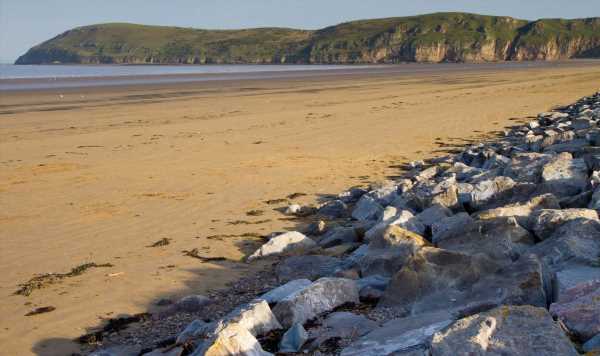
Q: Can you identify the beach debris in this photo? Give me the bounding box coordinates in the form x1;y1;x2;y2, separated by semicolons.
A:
25;306;56;316
147;238;172;247
246;209;264;216
15;262;114;296
182;248;228;262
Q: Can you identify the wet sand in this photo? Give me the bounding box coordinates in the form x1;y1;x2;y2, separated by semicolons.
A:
1;61;600;355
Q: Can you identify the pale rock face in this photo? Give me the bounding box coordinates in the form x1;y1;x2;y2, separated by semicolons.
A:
273;277;359;328
541;152;589;196
528;208;599;240
530;218;600;272
275;255;341;283
257;279;312;304
503;152;555;183
201;324;273;356
430;305;578;356
248;231;316;260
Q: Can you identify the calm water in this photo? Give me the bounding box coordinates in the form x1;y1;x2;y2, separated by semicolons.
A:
0;64;363;80
1;60;598;91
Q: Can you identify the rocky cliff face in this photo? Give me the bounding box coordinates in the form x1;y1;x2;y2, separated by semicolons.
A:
15;13;600;65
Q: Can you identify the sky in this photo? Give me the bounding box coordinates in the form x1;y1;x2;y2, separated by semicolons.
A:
1;0;600;63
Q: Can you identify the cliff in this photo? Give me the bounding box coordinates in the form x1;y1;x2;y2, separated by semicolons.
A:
15;13;600;65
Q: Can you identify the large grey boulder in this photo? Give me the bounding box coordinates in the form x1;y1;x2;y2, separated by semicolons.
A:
530;214;600;272
360;226;430;277
437;217;535;262
352;195;384;221
369;182;400;205
467;176;521;211
276;255;341;283
364;210;426;241
216;299;282;337
318;227;359;248
272;278;359;328
415;204;452;229
591;186;600;210
503;152;555;183
341;311;454;356
550;279;600;342
198;324;273;356
193;300;280;356
431;213;474;245
430;305;578;356
528;208;599;240
474;193;560;227
248;231;316;261
309;312;378;351
541;152;589;196
380;248;548;315
258;279;312;304
318;199;348;219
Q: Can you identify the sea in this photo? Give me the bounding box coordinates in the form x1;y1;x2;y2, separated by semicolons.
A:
1;60;598;91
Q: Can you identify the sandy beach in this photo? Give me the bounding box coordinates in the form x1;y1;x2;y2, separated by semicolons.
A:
2;61;600;355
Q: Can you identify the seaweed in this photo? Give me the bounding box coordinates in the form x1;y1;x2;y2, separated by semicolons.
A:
147;238;171;247
25;306;56;316
77;313;151;344
182;248;228;262
15;262;114;296
246;209;264;216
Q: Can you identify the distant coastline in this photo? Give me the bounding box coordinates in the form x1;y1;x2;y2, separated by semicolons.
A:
15;12;600;66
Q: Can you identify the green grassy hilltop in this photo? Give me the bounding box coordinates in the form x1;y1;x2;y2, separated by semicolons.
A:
15;12;600;64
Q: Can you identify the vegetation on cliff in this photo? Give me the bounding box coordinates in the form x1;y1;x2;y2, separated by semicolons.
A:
15;12;600;64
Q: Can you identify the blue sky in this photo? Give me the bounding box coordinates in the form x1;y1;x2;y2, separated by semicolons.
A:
1;0;599;63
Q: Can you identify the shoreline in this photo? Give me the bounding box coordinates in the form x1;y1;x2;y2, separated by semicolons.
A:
2;61;600;355
2;60;600;92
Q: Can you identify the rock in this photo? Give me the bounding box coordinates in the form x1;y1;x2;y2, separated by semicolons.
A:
544;138;589;154
198;324;273;356
364;210;426;241
550;280;600;341
360;226;429;277
415;204;452;229
541;152;589;196
174;295;211;313
531;218;600;272
273;277;359;328
431;212;474;245
276;255;340;283
340;244;369;270
90;346;142;356
318;227;359;248
414;166;439;182
258;279;312;304
323;243;361;257
474;193;560;227
554;266;600;302
341;311;454;356
430;305;578;356
359;286;385;302
591;186;600;210
176;319;212;345
143;347;183;356
369;182;399;205
467;176;528;211
310;312;378;350
444;162;483;181
352;195;384;221
216;299;282;337
339;187;367;203
559;190;593;209
285;204;302;215
503;152;554;183
583;333;600;353
357;274;390;291
305;219;327;236
279;323;308;353
429;178;460;210
437;217;535;262
248;231;316;261
528;208;599;240
318;199;348;218
380;248;548;315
